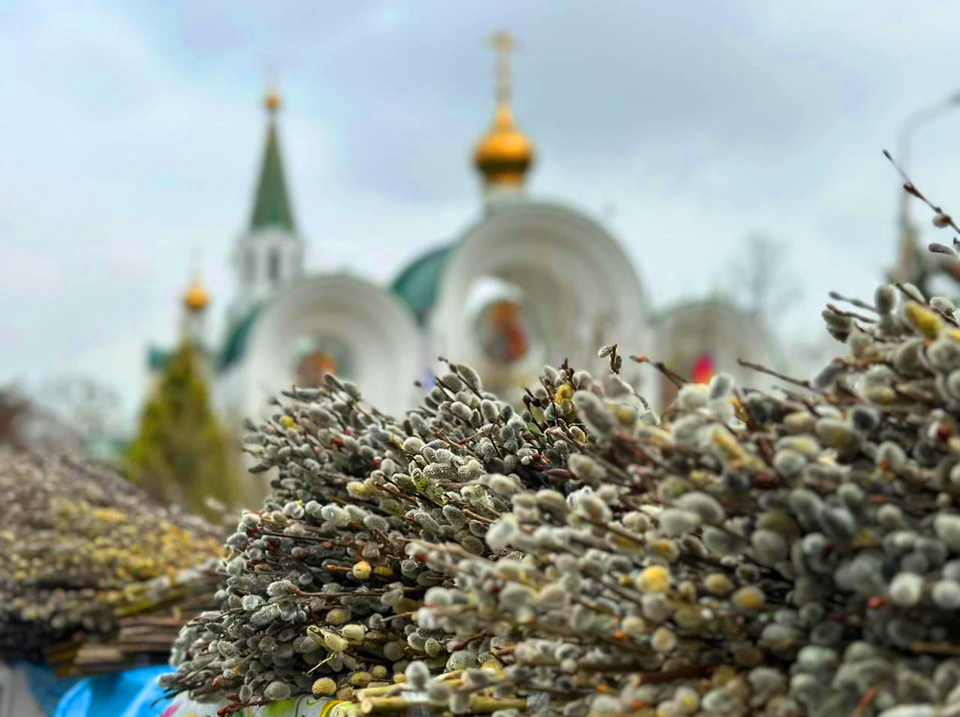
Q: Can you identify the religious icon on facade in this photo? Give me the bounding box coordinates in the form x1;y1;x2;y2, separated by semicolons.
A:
292;335;352;387
689;352;716;384
475;298;533;365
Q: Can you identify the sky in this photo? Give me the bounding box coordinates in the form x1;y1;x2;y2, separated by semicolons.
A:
3;0;960;421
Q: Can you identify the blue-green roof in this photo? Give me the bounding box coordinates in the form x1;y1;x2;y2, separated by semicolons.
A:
147;346;172;371
390;245;451;324
219;305;262;371
148;343;215;372
250;119;296;233
86;435;130;460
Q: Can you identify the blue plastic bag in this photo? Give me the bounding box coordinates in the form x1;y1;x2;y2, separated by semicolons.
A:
53;665;174;717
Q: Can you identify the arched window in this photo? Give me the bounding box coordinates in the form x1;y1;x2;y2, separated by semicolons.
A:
268;248;281;284
293;335;353;387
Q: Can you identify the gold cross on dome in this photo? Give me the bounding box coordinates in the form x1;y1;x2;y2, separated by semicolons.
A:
490;30;518;104
190;245;203;274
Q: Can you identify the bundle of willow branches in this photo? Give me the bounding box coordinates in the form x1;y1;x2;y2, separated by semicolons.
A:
161;189;960;717
0;452;224;671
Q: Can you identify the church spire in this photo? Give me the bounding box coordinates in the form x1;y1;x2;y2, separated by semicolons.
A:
250;88;296;233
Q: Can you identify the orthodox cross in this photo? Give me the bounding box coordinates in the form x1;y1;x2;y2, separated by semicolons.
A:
490;30;517;105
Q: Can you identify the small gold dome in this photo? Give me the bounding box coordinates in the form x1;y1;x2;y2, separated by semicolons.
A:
265;88;282;114
473;103;535;187
183;278;210;312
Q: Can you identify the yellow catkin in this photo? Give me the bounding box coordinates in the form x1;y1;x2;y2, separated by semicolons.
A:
905;302;943;339
711;665;738;687
732;585;766;611
349;671;372;687
704;573;734;596
649;539;680;563
326;608;351;626
312;677;337;696
711;428;747;463
636;565;671;593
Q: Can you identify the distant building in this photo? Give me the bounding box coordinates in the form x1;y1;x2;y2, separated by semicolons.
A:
147;31;784;428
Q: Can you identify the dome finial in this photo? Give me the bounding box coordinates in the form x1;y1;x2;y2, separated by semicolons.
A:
264;64;282;115
473;29;535;189
264;87;282;115
183;248;210;312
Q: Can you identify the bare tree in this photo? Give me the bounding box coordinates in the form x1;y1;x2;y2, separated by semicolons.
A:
0;386;34;452
0;383;83;454
722;234;847;381
726;234;802;323
33;375;123;452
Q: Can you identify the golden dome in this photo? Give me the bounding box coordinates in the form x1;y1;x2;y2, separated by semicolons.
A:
183;277;210;312
265;87;282;114
473;103;535;187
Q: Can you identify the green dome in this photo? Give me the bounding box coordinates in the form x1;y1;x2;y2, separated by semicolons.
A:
390;245;451;324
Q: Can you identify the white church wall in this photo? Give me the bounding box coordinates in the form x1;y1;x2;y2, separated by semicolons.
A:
650;300;783;412
241;274;421;422
430;201;649;401
214;363;247;426
229;228;304;323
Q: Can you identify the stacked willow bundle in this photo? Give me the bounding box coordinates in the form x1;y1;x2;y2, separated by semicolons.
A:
163;261;960;716
45;567;222;676
0;452;224;670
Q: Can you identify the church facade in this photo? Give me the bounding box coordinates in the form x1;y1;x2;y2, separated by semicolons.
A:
148;34;782;429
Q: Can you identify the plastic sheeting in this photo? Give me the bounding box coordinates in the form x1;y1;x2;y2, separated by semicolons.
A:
53;666;174;717
53;668;351;717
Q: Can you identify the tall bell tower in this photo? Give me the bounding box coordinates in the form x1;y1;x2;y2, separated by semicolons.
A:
228;87;304;324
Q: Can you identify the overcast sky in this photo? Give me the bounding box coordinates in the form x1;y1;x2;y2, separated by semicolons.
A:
4;0;960;420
